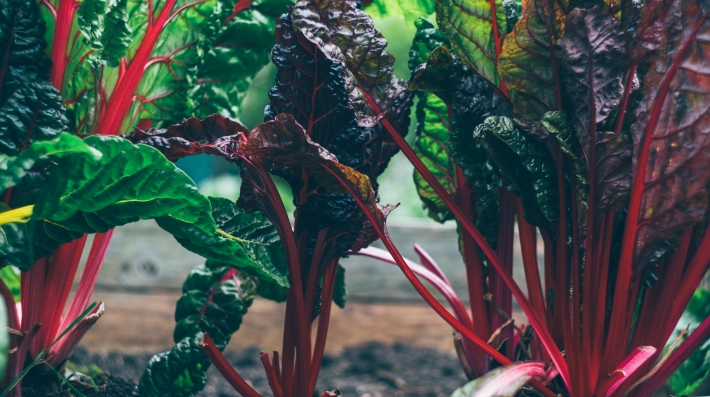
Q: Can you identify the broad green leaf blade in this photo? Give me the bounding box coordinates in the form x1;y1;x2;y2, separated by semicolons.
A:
474;116;558;227
0;82;68;156
628;0;710;270
23;135;286;285
189;0;294;119
668;333;710;396
450;362;545;397
0;216;32;270
408;18;450;70
435;0;506;87
139;334;212;397
555;7;625;161
290;0;407;127
168;197;289;288
333;264;347;308
498;0;568;130
0;0;51;104
0;133;99;192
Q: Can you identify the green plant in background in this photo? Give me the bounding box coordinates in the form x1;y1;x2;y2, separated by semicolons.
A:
668;289;710;396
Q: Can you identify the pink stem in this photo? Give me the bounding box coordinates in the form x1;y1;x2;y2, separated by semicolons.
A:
61;230;114;332
47;302;105;368
413;244;451;286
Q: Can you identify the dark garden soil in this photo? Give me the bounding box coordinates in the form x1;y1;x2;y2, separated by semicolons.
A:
64;342;467;397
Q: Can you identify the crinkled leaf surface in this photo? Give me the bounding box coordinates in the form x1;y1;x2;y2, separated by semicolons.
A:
556;6;625;161
290;0;407;127
333;264;347;308
76;0;132;67
408;20;457;223
0;0;51;104
628;0;710;270
140;262;255;397
435;0;506;87
0;82;68;156
474;116;558;227
498;0;568;130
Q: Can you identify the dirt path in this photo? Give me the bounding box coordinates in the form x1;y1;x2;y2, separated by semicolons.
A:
78;291;526;356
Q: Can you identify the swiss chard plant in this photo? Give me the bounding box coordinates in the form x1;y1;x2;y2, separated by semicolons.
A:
127;0;414;393
0;0;292;392
349;0;710;394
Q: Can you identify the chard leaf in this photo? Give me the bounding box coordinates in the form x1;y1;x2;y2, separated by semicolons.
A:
241;114;388;234
188;0;294;119
627;0;676;65
595;130;631;212
0;82;68;156
408;21;456;223
266;12;411;180
498;0;567;131
363;0;435;23
434;0;506;87
474;116;558;227
450;362;545;397
628;0;710;270
170;197;289;295
555;6;625;162
290;0;407;127
0;133;100;191
140;262;255;397
0;0;51;104
77;0;132;66
333;264;346;308
668;323;710;396
23;135;287;286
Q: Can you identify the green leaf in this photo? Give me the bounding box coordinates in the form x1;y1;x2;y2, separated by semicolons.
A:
668;334;710;396
0;210;32;270
364;0;435;23
333;264;347;308
140;262;256;397
0;0;51;104
77;0;132;66
498;0;568;131
138;334;211;397
188;0;294;119
450;362;545;397
474;116;558;227
686;289;710;322
0;265;20;302
0;82;68;156
435;0;506;87
408;18;450;71
169;197;289;288
0;133;100;192
19;135;287;286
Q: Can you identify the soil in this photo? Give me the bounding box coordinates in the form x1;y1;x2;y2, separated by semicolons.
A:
65;342;467;397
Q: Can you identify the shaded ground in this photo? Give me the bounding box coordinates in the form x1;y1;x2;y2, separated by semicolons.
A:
70;342;467;397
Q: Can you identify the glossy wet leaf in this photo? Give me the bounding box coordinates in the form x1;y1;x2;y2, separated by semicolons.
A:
0;0;51;104
628;0;710;269
474;116;558;227
290;0;407;127
435;0;506;87
0;82;68;156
